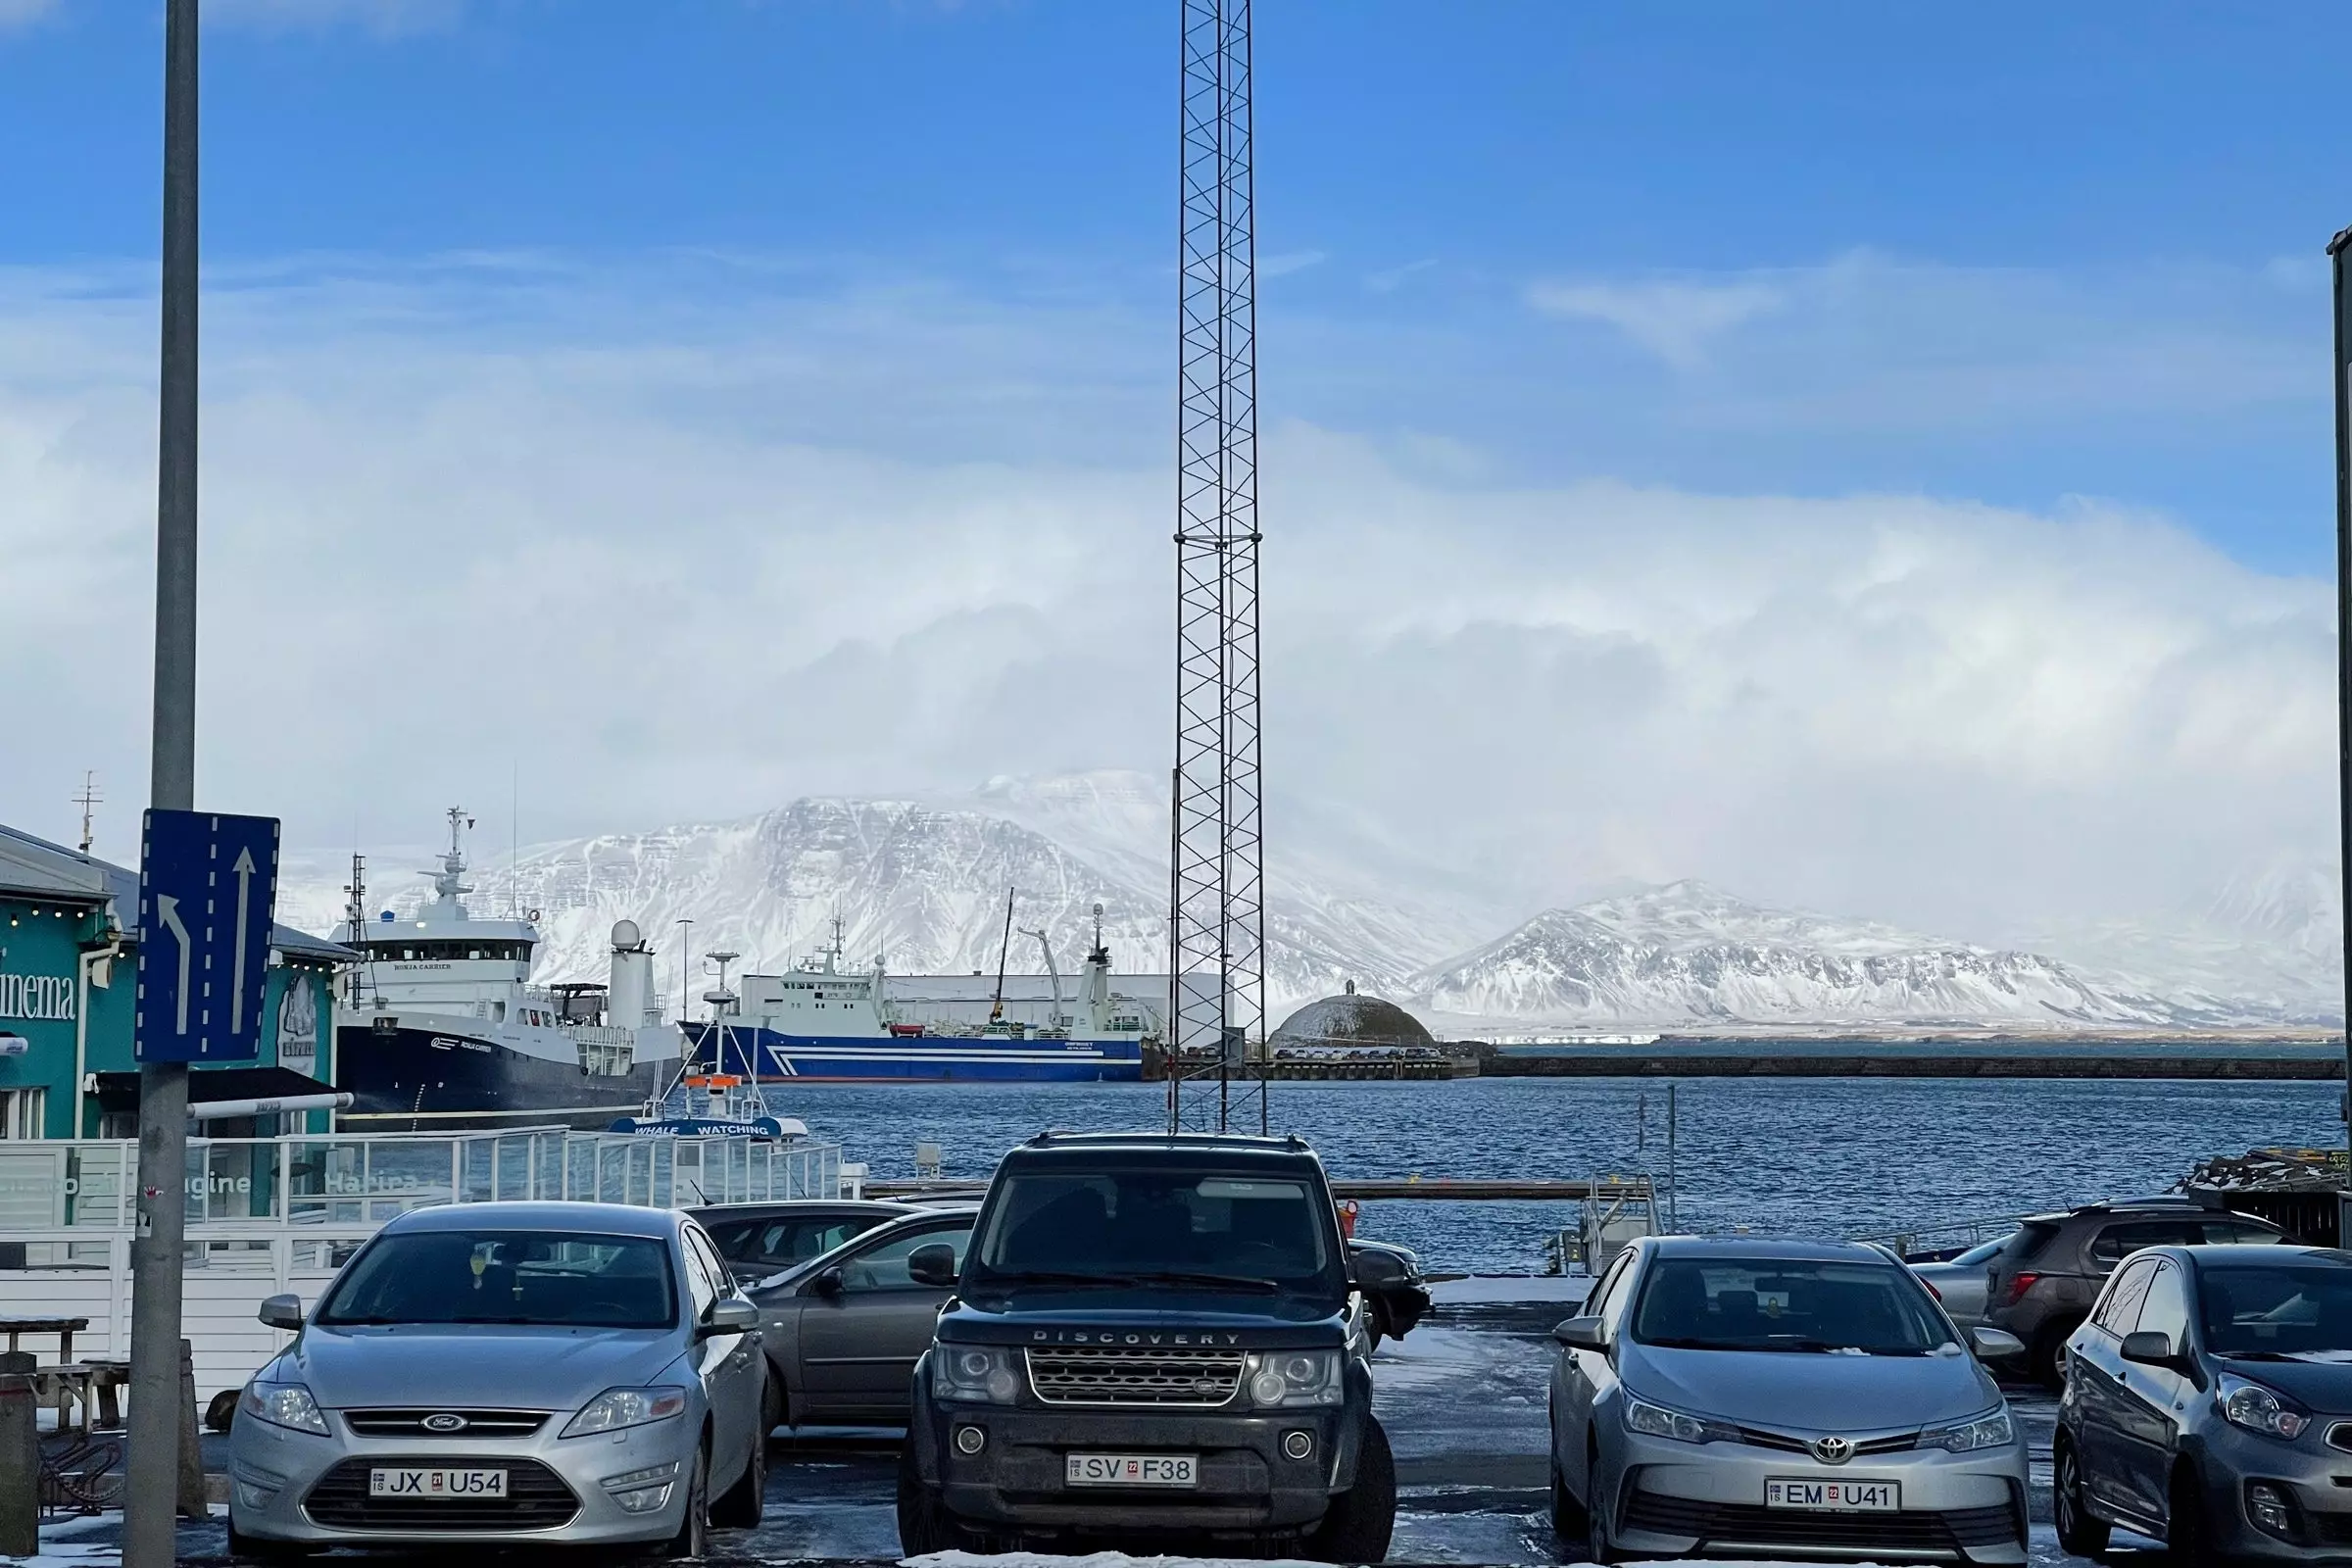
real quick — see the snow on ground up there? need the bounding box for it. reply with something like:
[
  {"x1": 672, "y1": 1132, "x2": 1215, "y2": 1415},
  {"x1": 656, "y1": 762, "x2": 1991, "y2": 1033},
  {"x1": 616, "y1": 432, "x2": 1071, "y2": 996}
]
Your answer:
[{"x1": 1428, "y1": 1275, "x2": 1593, "y2": 1305}]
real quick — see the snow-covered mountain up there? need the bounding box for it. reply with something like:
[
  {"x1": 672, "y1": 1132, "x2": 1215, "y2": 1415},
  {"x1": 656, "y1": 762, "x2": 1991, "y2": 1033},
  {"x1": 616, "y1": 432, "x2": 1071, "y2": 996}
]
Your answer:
[
  {"x1": 306, "y1": 772, "x2": 1498, "y2": 1019},
  {"x1": 1405, "y1": 880, "x2": 2304, "y2": 1031},
  {"x1": 287, "y1": 778, "x2": 2341, "y2": 1031},
  {"x1": 2023, "y1": 860, "x2": 2342, "y2": 1027}
]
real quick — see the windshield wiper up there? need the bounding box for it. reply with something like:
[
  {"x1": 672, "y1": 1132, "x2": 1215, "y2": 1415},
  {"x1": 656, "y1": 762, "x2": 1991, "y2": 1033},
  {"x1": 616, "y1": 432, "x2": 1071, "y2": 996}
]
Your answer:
[
  {"x1": 973, "y1": 1269, "x2": 1144, "y2": 1289},
  {"x1": 1123, "y1": 1270, "x2": 1282, "y2": 1294}
]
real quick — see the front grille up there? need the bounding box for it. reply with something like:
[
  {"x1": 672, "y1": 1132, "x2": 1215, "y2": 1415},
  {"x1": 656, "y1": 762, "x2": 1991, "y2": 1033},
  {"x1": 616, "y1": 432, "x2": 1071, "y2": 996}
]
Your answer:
[
  {"x1": 302, "y1": 1457, "x2": 578, "y2": 1531},
  {"x1": 2329, "y1": 1421, "x2": 2352, "y2": 1455},
  {"x1": 1024, "y1": 1346, "x2": 1245, "y2": 1406},
  {"x1": 1734, "y1": 1427, "x2": 1919, "y2": 1456},
  {"x1": 1623, "y1": 1491, "x2": 2019, "y2": 1553},
  {"x1": 342, "y1": 1409, "x2": 549, "y2": 1438}
]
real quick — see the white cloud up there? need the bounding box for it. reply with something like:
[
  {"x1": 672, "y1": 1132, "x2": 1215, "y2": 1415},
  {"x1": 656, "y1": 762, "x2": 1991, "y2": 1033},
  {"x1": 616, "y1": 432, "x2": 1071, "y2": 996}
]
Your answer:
[
  {"x1": 0, "y1": 0, "x2": 56, "y2": 29},
  {"x1": 1259, "y1": 250, "x2": 1328, "y2": 278},
  {"x1": 0, "y1": 254, "x2": 2333, "y2": 951},
  {"x1": 1527, "y1": 277, "x2": 1786, "y2": 368}
]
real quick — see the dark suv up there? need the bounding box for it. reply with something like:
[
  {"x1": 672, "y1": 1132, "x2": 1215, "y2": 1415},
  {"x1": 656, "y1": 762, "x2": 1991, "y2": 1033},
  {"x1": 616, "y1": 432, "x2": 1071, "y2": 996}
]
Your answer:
[
  {"x1": 896, "y1": 1131, "x2": 1411, "y2": 1559},
  {"x1": 1984, "y1": 1195, "x2": 2289, "y2": 1387}
]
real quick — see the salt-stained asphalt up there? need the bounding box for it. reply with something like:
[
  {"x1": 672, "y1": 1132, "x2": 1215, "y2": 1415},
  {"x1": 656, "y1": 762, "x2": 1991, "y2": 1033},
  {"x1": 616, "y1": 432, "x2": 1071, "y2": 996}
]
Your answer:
[{"x1": 129, "y1": 1275, "x2": 2157, "y2": 1564}]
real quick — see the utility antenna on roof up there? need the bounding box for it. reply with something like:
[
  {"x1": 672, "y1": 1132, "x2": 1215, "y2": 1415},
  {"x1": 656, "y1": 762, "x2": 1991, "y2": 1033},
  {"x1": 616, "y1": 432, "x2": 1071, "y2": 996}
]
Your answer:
[{"x1": 73, "y1": 771, "x2": 103, "y2": 855}]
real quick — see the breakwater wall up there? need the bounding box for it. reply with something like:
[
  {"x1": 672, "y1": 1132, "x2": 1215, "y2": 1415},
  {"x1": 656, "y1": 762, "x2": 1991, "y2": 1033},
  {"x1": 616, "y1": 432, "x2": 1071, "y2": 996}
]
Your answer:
[{"x1": 1477, "y1": 1051, "x2": 2343, "y2": 1080}]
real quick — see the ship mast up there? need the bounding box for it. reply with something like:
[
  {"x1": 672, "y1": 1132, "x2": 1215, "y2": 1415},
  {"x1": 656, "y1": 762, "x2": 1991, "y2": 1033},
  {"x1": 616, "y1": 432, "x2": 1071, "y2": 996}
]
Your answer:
[{"x1": 988, "y1": 888, "x2": 1015, "y2": 1023}]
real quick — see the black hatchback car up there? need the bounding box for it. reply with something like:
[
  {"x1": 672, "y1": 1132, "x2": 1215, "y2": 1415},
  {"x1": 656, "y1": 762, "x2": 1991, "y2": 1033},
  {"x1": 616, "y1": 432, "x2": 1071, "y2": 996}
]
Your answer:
[{"x1": 1984, "y1": 1196, "x2": 2288, "y2": 1387}]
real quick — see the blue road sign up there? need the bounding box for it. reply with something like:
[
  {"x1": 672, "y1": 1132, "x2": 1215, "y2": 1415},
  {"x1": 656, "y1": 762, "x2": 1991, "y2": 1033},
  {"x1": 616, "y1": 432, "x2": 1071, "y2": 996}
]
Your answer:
[{"x1": 135, "y1": 809, "x2": 282, "y2": 1064}]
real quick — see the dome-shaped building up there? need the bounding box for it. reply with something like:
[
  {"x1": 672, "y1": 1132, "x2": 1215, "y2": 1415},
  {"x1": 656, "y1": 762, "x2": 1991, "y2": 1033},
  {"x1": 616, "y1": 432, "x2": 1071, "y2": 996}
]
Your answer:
[{"x1": 1269, "y1": 980, "x2": 1435, "y2": 1049}]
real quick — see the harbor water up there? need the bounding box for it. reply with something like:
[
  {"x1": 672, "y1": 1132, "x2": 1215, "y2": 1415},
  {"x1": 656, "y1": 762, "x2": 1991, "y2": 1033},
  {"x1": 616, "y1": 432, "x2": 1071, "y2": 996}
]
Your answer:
[{"x1": 779, "y1": 1075, "x2": 2345, "y2": 1270}]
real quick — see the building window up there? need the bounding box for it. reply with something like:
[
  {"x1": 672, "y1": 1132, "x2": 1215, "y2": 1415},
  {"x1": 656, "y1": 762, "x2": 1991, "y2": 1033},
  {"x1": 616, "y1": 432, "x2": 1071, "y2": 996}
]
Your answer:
[{"x1": 0, "y1": 1086, "x2": 47, "y2": 1140}]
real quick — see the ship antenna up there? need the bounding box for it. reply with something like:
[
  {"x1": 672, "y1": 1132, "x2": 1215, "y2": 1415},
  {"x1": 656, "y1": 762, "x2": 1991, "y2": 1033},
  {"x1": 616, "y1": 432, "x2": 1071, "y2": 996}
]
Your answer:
[{"x1": 989, "y1": 887, "x2": 1015, "y2": 1023}]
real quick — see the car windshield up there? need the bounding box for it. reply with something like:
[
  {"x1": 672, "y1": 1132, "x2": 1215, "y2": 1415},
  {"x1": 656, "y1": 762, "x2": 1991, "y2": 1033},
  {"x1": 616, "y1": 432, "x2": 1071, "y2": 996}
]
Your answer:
[
  {"x1": 1631, "y1": 1257, "x2": 1954, "y2": 1354},
  {"x1": 316, "y1": 1229, "x2": 676, "y2": 1330},
  {"x1": 969, "y1": 1167, "x2": 1339, "y2": 1294},
  {"x1": 2200, "y1": 1264, "x2": 2352, "y2": 1357}
]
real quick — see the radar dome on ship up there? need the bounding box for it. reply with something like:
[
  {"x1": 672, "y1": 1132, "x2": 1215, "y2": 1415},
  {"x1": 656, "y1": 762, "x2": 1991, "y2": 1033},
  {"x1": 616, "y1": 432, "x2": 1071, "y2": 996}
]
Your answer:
[{"x1": 612, "y1": 918, "x2": 642, "y2": 949}]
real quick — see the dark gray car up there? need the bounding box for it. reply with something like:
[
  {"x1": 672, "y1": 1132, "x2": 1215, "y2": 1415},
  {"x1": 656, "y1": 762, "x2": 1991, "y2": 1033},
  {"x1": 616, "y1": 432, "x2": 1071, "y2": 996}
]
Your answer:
[
  {"x1": 745, "y1": 1208, "x2": 977, "y2": 1429},
  {"x1": 689, "y1": 1200, "x2": 921, "y2": 1288},
  {"x1": 1984, "y1": 1197, "x2": 2288, "y2": 1387},
  {"x1": 2056, "y1": 1244, "x2": 2352, "y2": 1563}
]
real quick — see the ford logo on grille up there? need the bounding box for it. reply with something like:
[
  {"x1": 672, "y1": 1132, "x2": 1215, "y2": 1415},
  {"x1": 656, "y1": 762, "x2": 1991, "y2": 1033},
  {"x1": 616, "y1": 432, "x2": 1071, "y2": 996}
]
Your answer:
[
  {"x1": 1811, "y1": 1435, "x2": 1854, "y2": 1465},
  {"x1": 421, "y1": 1413, "x2": 468, "y2": 1433}
]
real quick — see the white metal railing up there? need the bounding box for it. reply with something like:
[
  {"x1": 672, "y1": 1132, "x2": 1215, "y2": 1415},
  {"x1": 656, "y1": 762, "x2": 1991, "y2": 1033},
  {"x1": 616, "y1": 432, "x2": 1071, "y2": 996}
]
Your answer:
[{"x1": 0, "y1": 1127, "x2": 844, "y2": 1233}]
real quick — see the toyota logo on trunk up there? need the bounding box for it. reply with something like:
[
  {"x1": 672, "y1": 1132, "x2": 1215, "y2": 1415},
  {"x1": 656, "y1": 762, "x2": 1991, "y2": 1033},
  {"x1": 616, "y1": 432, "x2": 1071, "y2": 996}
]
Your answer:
[
  {"x1": 421, "y1": 1413, "x2": 468, "y2": 1433},
  {"x1": 1811, "y1": 1435, "x2": 1854, "y2": 1464}
]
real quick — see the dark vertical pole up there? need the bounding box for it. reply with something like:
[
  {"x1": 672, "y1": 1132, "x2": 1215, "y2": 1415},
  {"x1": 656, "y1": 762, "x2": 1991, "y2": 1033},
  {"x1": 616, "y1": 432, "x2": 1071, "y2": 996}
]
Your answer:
[
  {"x1": 2331, "y1": 225, "x2": 2352, "y2": 1173},
  {"x1": 127, "y1": 5, "x2": 200, "y2": 1565}
]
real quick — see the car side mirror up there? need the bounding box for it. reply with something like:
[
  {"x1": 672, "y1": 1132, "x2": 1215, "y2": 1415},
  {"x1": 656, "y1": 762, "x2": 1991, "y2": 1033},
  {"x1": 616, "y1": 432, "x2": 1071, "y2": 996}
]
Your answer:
[
  {"x1": 1552, "y1": 1315, "x2": 1607, "y2": 1352},
  {"x1": 907, "y1": 1244, "x2": 959, "y2": 1289},
  {"x1": 2120, "y1": 1330, "x2": 2177, "y2": 1368},
  {"x1": 700, "y1": 1297, "x2": 759, "y2": 1338},
  {"x1": 258, "y1": 1294, "x2": 305, "y2": 1332},
  {"x1": 809, "y1": 1266, "x2": 845, "y2": 1298},
  {"x1": 1969, "y1": 1325, "x2": 2025, "y2": 1360},
  {"x1": 1351, "y1": 1249, "x2": 1406, "y2": 1288}
]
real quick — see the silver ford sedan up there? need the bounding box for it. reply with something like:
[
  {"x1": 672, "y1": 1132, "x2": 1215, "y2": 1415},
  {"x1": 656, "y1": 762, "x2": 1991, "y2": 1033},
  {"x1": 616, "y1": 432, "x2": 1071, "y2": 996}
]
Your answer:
[
  {"x1": 226, "y1": 1201, "x2": 767, "y2": 1559},
  {"x1": 1550, "y1": 1236, "x2": 2030, "y2": 1563}
]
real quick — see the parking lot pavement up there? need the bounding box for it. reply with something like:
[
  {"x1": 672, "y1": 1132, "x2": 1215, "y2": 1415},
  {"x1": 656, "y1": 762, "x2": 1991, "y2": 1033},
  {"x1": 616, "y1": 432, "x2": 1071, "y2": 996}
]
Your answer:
[{"x1": 156, "y1": 1275, "x2": 2153, "y2": 1564}]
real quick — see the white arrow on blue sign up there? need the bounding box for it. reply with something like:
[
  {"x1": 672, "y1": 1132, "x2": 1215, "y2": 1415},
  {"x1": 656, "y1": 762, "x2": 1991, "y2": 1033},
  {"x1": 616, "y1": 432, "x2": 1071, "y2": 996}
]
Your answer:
[{"x1": 135, "y1": 808, "x2": 282, "y2": 1064}]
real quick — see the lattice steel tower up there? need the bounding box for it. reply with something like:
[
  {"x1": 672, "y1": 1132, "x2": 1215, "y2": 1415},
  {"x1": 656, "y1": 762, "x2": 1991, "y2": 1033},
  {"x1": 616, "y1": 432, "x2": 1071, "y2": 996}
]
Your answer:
[{"x1": 1168, "y1": 0, "x2": 1267, "y2": 1135}]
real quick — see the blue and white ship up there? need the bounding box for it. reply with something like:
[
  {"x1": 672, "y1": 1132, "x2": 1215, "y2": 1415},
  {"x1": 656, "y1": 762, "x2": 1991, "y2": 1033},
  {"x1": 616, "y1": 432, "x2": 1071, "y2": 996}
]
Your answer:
[{"x1": 682, "y1": 918, "x2": 1154, "y2": 1084}]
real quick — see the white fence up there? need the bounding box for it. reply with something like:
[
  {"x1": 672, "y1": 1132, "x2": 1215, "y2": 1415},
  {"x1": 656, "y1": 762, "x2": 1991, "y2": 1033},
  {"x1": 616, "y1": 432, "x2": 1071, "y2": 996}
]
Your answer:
[
  {"x1": 3, "y1": 1227, "x2": 368, "y2": 1403},
  {"x1": 0, "y1": 1126, "x2": 843, "y2": 1233},
  {"x1": 0, "y1": 1127, "x2": 848, "y2": 1403}
]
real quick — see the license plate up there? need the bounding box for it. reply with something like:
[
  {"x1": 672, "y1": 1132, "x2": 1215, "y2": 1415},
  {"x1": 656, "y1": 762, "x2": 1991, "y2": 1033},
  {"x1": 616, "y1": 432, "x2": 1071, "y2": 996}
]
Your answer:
[
  {"x1": 368, "y1": 1467, "x2": 508, "y2": 1499},
  {"x1": 1065, "y1": 1452, "x2": 1199, "y2": 1488},
  {"x1": 1767, "y1": 1478, "x2": 1898, "y2": 1511}
]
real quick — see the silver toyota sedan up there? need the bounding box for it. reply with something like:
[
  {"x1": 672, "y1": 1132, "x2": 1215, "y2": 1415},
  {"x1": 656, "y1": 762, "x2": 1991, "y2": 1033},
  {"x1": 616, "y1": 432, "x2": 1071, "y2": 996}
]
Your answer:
[
  {"x1": 226, "y1": 1201, "x2": 767, "y2": 1558},
  {"x1": 1550, "y1": 1236, "x2": 2030, "y2": 1563}
]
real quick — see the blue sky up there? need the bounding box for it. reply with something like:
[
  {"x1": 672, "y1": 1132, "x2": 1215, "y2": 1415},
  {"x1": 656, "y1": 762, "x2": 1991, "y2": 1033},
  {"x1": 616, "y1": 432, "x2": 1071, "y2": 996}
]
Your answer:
[
  {"x1": 3, "y1": 1, "x2": 2347, "y2": 940},
  {"x1": 6, "y1": 2, "x2": 2347, "y2": 567}
]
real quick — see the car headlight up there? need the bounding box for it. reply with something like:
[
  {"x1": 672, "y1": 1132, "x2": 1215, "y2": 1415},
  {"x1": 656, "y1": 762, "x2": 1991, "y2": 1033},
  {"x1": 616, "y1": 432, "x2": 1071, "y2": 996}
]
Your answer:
[
  {"x1": 559, "y1": 1386, "x2": 689, "y2": 1438},
  {"x1": 2221, "y1": 1374, "x2": 2311, "y2": 1442},
  {"x1": 1922, "y1": 1407, "x2": 2015, "y2": 1452},
  {"x1": 932, "y1": 1346, "x2": 1021, "y2": 1404},
  {"x1": 1622, "y1": 1396, "x2": 1736, "y2": 1445},
  {"x1": 238, "y1": 1380, "x2": 329, "y2": 1437},
  {"x1": 1245, "y1": 1350, "x2": 1343, "y2": 1408}
]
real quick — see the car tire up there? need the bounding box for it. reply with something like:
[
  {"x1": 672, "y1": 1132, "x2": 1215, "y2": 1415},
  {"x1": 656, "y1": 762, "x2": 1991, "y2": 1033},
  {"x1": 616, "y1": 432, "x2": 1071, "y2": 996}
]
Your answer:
[
  {"x1": 2032, "y1": 1320, "x2": 2078, "y2": 1391},
  {"x1": 1586, "y1": 1498, "x2": 1621, "y2": 1566},
  {"x1": 226, "y1": 1522, "x2": 314, "y2": 1563},
  {"x1": 1549, "y1": 1457, "x2": 1588, "y2": 1540},
  {"x1": 761, "y1": 1372, "x2": 786, "y2": 1437},
  {"x1": 711, "y1": 1428, "x2": 766, "y2": 1529},
  {"x1": 2169, "y1": 1462, "x2": 2236, "y2": 1567},
  {"x1": 1307, "y1": 1414, "x2": 1396, "y2": 1564},
  {"x1": 896, "y1": 1439, "x2": 975, "y2": 1555},
  {"x1": 660, "y1": 1439, "x2": 710, "y2": 1559},
  {"x1": 2052, "y1": 1437, "x2": 2109, "y2": 1558}
]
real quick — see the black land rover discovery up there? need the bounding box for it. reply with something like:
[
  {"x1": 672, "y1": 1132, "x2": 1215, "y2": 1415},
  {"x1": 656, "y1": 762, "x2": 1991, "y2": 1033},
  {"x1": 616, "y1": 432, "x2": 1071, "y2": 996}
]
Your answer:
[{"x1": 897, "y1": 1131, "x2": 1404, "y2": 1560}]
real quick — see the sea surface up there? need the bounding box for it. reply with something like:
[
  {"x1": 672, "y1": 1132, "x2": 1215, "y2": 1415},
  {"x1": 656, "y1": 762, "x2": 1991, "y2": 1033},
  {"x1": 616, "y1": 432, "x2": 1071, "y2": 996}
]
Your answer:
[{"x1": 775, "y1": 1076, "x2": 2345, "y2": 1272}]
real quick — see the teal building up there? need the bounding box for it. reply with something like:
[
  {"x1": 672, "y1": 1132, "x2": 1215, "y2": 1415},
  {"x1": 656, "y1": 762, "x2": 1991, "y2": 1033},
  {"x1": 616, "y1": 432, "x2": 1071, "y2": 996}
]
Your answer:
[{"x1": 0, "y1": 823, "x2": 354, "y2": 1139}]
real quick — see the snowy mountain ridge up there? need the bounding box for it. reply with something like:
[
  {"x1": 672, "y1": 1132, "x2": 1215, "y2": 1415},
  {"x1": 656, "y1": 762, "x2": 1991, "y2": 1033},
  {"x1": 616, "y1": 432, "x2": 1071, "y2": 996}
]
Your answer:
[{"x1": 284, "y1": 774, "x2": 2343, "y2": 1030}]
